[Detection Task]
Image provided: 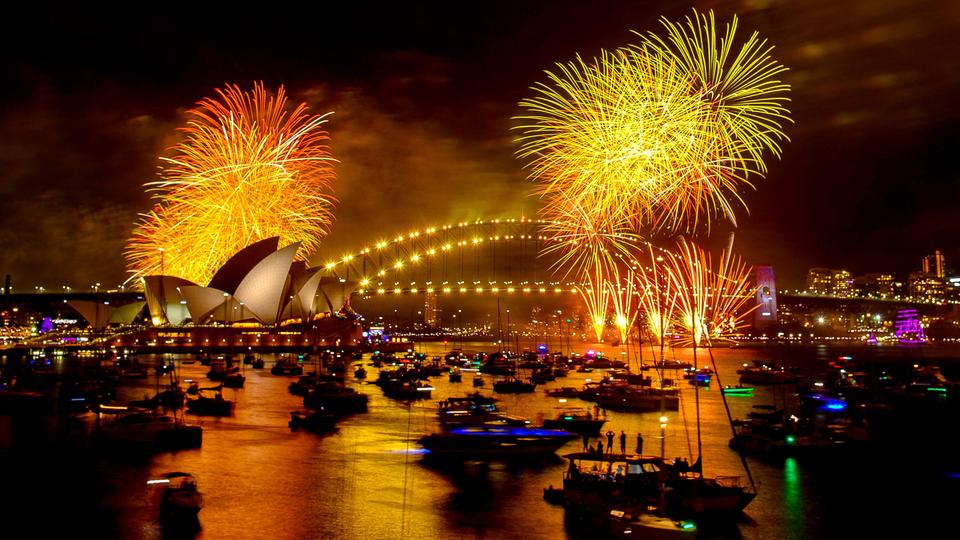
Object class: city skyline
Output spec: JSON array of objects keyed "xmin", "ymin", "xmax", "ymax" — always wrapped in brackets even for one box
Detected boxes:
[{"xmin": 1, "ymin": 1, "xmax": 958, "ymax": 289}]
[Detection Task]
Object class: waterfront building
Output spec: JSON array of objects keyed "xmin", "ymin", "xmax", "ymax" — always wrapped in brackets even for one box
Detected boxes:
[
  {"xmin": 909, "ymin": 271, "xmax": 944, "ymax": 301},
  {"xmin": 806, "ymin": 268, "xmax": 852, "ymax": 297}
]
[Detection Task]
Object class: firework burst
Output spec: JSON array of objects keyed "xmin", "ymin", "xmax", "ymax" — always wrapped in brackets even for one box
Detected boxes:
[
  {"xmin": 125, "ymin": 83, "xmax": 337, "ymax": 285},
  {"xmin": 515, "ymin": 9, "xmax": 791, "ymax": 233}
]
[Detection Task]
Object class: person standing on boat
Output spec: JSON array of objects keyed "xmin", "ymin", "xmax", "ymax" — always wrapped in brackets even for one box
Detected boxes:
[
  {"xmin": 605, "ymin": 430, "xmax": 615, "ymax": 454},
  {"xmin": 597, "ymin": 439, "xmax": 604, "ymax": 454},
  {"xmin": 582, "ymin": 433, "xmax": 589, "ymax": 452},
  {"xmin": 619, "ymin": 430, "xmax": 626, "ymax": 454},
  {"xmin": 636, "ymin": 432, "xmax": 644, "ymax": 454}
]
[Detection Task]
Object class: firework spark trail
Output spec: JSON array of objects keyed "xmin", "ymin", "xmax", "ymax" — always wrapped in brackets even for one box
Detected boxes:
[
  {"xmin": 606, "ymin": 265, "xmax": 639, "ymax": 346},
  {"xmin": 577, "ymin": 259, "xmax": 610, "ymax": 343},
  {"xmin": 664, "ymin": 238, "xmax": 757, "ymax": 346},
  {"xmin": 125, "ymin": 83, "xmax": 337, "ymax": 285},
  {"xmin": 633, "ymin": 245, "xmax": 679, "ymax": 348}
]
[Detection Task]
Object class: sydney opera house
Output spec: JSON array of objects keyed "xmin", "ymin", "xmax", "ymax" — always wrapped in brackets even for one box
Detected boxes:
[{"xmin": 67, "ymin": 238, "xmax": 361, "ymax": 351}]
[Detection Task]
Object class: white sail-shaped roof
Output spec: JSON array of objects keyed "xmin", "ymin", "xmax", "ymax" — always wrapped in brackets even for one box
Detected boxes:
[
  {"xmin": 67, "ymin": 300, "xmax": 115, "ymax": 329},
  {"xmin": 233, "ymin": 243, "xmax": 300, "ymax": 325},
  {"xmin": 142, "ymin": 275, "xmax": 195, "ymax": 326},
  {"xmin": 108, "ymin": 301, "xmax": 146, "ymax": 325},
  {"xmin": 179, "ymin": 285, "xmax": 232, "ymax": 324}
]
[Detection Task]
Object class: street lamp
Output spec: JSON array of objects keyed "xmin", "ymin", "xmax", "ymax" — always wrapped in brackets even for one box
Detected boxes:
[{"xmin": 659, "ymin": 415, "xmax": 668, "ymax": 458}]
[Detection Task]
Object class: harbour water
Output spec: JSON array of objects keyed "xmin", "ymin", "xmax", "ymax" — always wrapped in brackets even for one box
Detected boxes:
[{"xmin": 2, "ymin": 342, "xmax": 957, "ymax": 539}]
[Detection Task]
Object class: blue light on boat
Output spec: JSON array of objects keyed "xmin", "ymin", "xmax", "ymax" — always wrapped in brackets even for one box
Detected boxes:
[
  {"xmin": 825, "ymin": 402, "xmax": 846, "ymax": 411},
  {"xmin": 449, "ymin": 427, "xmax": 572, "ymax": 437}
]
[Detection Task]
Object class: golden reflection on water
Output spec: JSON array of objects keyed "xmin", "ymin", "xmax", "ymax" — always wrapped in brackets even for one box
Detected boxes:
[{"xmin": 69, "ymin": 343, "xmax": 859, "ymax": 539}]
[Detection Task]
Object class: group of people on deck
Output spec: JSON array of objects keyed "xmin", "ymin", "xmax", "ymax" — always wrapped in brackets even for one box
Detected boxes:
[{"xmin": 581, "ymin": 429, "xmax": 645, "ymax": 455}]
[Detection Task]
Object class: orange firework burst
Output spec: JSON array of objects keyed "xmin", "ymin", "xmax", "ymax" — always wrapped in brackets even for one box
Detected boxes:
[{"xmin": 125, "ymin": 83, "xmax": 337, "ymax": 285}]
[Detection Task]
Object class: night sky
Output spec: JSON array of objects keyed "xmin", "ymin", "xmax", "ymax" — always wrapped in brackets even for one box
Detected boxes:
[{"xmin": 1, "ymin": 0, "xmax": 958, "ymax": 290}]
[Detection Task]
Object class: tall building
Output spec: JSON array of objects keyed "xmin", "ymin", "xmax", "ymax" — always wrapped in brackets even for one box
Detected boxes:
[
  {"xmin": 922, "ymin": 250, "xmax": 945, "ymax": 278},
  {"xmin": 806, "ymin": 268, "xmax": 852, "ymax": 297},
  {"xmin": 754, "ymin": 266, "xmax": 778, "ymax": 329}
]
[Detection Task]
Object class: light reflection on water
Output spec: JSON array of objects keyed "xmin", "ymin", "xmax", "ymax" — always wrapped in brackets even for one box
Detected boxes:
[{"xmin": 2, "ymin": 342, "xmax": 957, "ymax": 539}]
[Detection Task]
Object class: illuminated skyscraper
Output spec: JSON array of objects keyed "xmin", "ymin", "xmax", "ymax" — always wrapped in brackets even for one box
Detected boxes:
[{"xmin": 922, "ymin": 250, "xmax": 945, "ymax": 278}]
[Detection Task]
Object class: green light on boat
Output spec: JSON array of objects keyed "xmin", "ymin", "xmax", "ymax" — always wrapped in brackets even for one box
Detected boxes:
[
  {"xmin": 681, "ymin": 522, "xmax": 696, "ymax": 530},
  {"xmin": 928, "ymin": 387, "xmax": 947, "ymax": 393},
  {"xmin": 785, "ymin": 435, "xmax": 796, "ymax": 445}
]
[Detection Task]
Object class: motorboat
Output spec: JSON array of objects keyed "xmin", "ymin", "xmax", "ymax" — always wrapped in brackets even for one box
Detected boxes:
[
  {"xmin": 303, "ymin": 384, "xmax": 369, "ymax": 414},
  {"xmin": 737, "ymin": 361, "xmax": 800, "ymax": 385},
  {"xmin": 493, "ymin": 377, "xmax": 536, "ymax": 394},
  {"xmin": 153, "ymin": 472, "xmax": 203, "ymax": 528},
  {"xmin": 607, "ymin": 508, "xmax": 697, "ymax": 539},
  {"xmin": 594, "ymin": 387, "xmax": 680, "ymax": 412},
  {"xmin": 418, "ymin": 426, "xmax": 577, "ymax": 457},
  {"xmin": 654, "ymin": 360, "xmax": 692, "ymax": 370},
  {"xmin": 185, "ymin": 386, "xmax": 234, "ymax": 416},
  {"xmin": 473, "ymin": 376, "xmax": 485, "ymax": 387},
  {"xmin": 542, "ymin": 408, "xmax": 606, "ymax": 436},
  {"xmin": 354, "ymin": 366, "xmax": 367, "ymax": 379},
  {"xmin": 721, "ymin": 385, "xmax": 754, "ymax": 396},
  {"xmin": 546, "ymin": 387, "xmax": 583, "ymax": 398},
  {"xmin": 448, "ymin": 367, "xmax": 462, "ymax": 383},
  {"xmin": 271, "ymin": 359, "xmax": 303, "ymax": 376},
  {"xmin": 382, "ymin": 380, "xmax": 434, "ymax": 400},
  {"xmin": 437, "ymin": 394, "xmax": 530, "ymax": 429},
  {"xmin": 289, "ymin": 410, "xmax": 337, "ymax": 433},
  {"xmin": 222, "ymin": 372, "xmax": 245, "ymax": 388}
]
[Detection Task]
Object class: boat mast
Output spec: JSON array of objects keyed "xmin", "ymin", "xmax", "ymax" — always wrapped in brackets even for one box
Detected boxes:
[{"xmin": 705, "ymin": 334, "xmax": 757, "ymax": 493}]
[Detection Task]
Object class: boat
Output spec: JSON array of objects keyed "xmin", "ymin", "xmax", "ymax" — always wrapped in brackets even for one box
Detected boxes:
[
  {"xmin": 153, "ymin": 472, "xmax": 203, "ymax": 528},
  {"xmin": 382, "ymin": 379, "xmax": 434, "ymax": 400},
  {"xmin": 243, "ymin": 354, "xmax": 255, "ymax": 365},
  {"xmin": 354, "ymin": 366, "xmax": 367, "ymax": 379},
  {"xmin": 303, "ymin": 384, "xmax": 369, "ymax": 414},
  {"xmin": 594, "ymin": 387, "xmax": 680, "ymax": 412},
  {"xmin": 185, "ymin": 386, "xmax": 234, "ymax": 416},
  {"xmin": 721, "ymin": 385, "xmax": 754, "ymax": 396},
  {"xmin": 737, "ymin": 362, "xmax": 799, "ymax": 385},
  {"xmin": 122, "ymin": 365, "xmax": 150, "ymax": 378},
  {"xmin": 206, "ymin": 358, "xmax": 229, "ymax": 381},
  {"xmin": 559, "ymin": 452, "xmax": 755, "ymax": 518},
  {"xmin": 222, "ymin": 373, "xmax": 245, "ymax": 388},
  {"xmin": 288, "ymin": 410, "xmax": 337, "ymax": 433},
  {"xmin": 542, "ymin": 408, "xmax": 606, "ymax": 436},
  {"xmin": 418, "ymin": 426, "xmax": 577, "ymax": 457},
  {"xmin": 448, "ymin": 367, "xmax": 462, "ymax": 383},
  {"xmin": 473, "ymin": 376, "xmax": 485, "ymax": 387},
  {"xmin": 654, "ymin": 360, "xmax": 692, "ymax": 370},
  {"xmin": 437, "ymin": 394, "xmax": 530, "ymax": 429},
  {"xmin": 607, "ymin": 508, "xmax": 697, "ymax": 539},
  {"xmin": 252, "ymin": 358, "xmax": 265, "ymax": 369},
  {"xmin": 546, "ymin": 387, "xmax": 583, "ymax": 398},
  {"xmin": 100, "ymin": 411, "xmax": 202, "ymax": 450},
  {"xmin": 493, "ymin": 377, "xmax": 536, "ymax": 394},
  {"xmin": 271, "ymin": 358, "xmax": 303, "ymax": 376}
]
